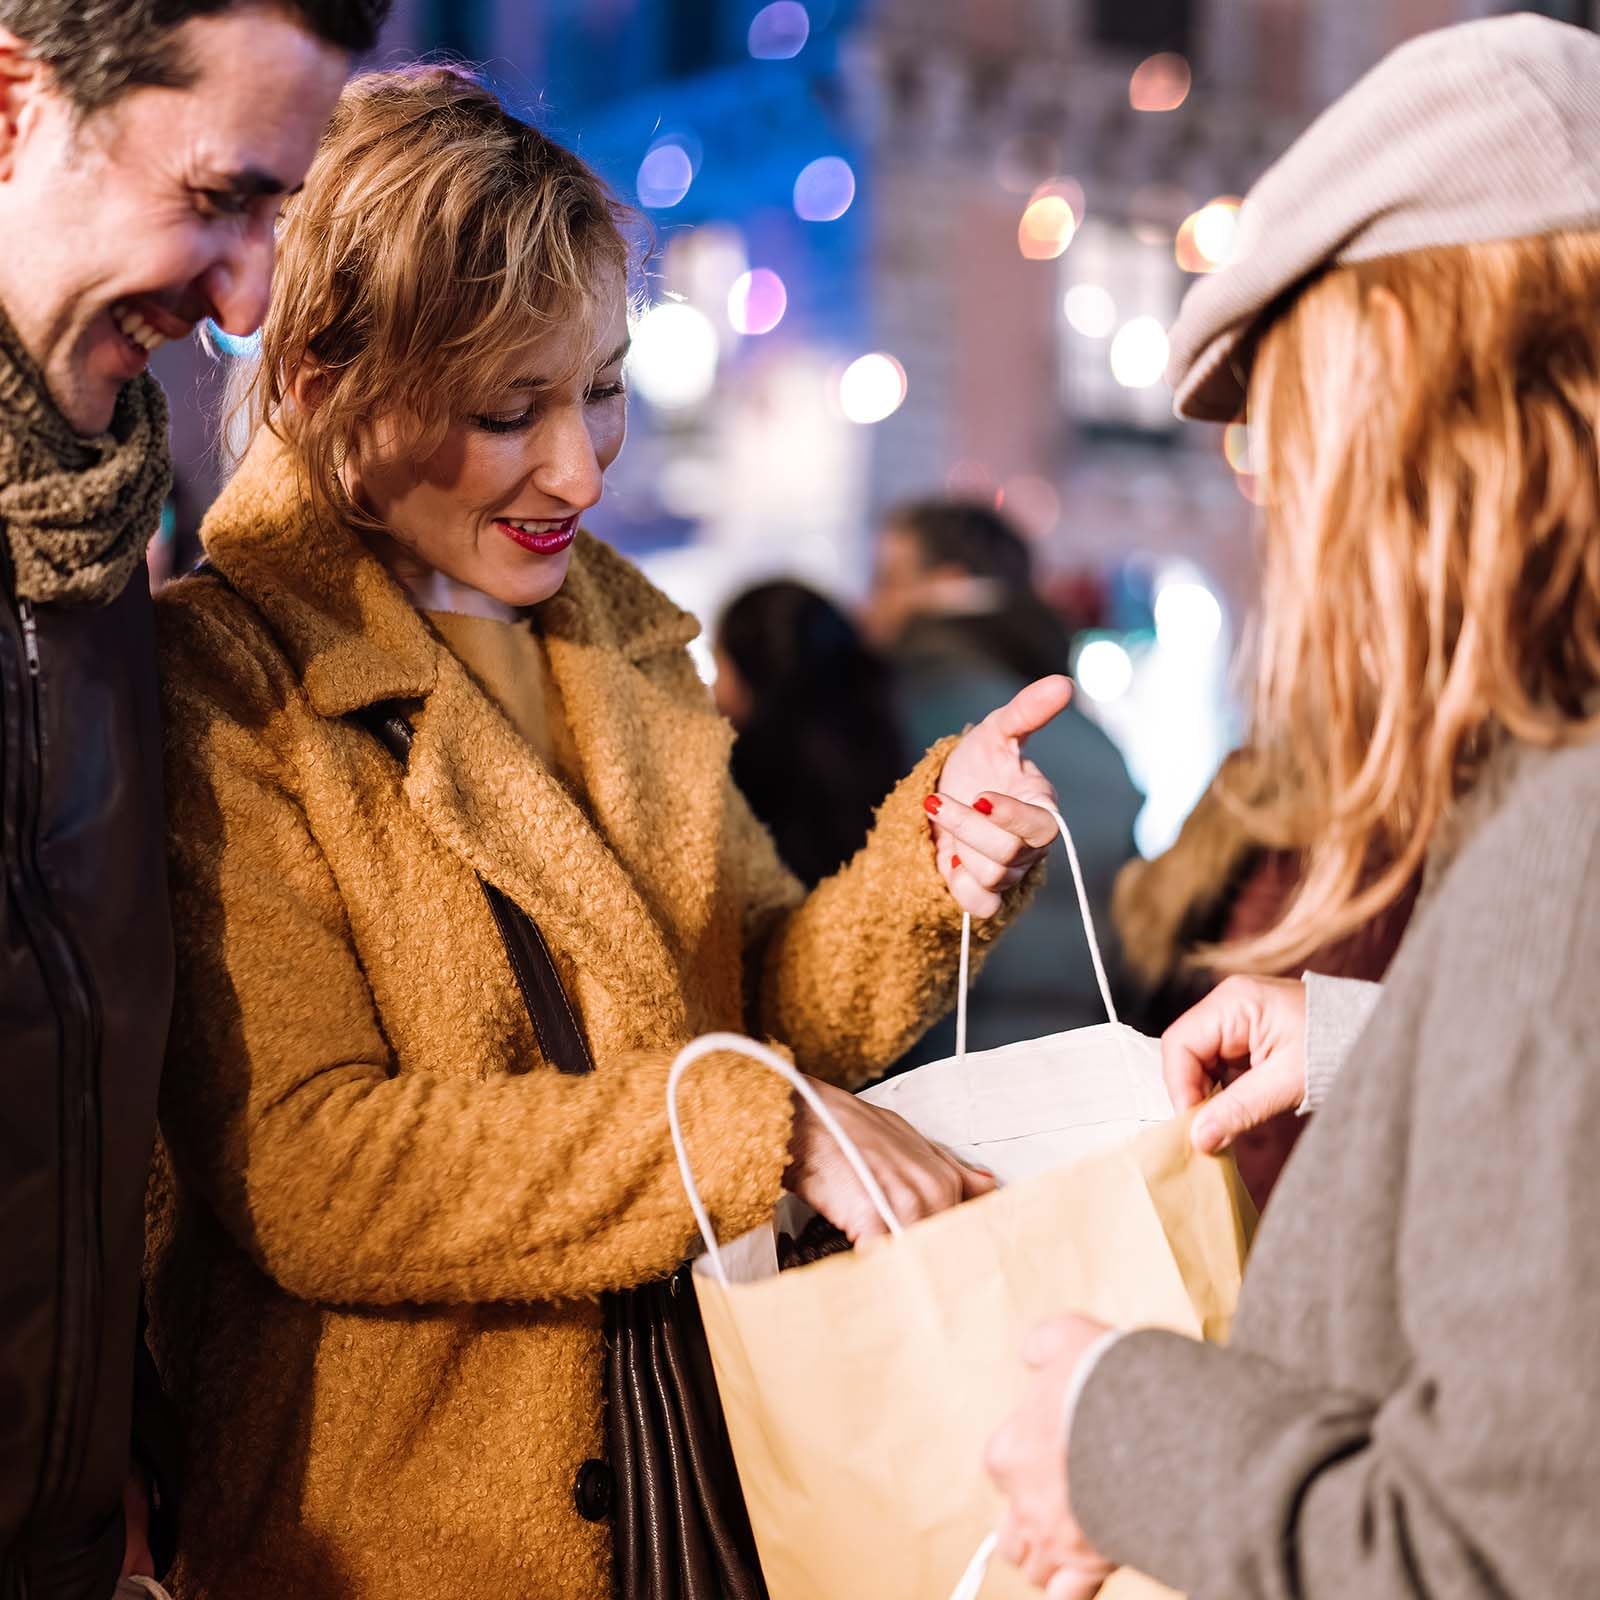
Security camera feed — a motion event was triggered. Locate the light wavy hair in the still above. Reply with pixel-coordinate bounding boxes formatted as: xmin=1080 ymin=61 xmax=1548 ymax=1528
xmin=1214 ymin=231 xmax=1600 ymax=973
xmin=226 ymin=64 xmax=634 ymax=527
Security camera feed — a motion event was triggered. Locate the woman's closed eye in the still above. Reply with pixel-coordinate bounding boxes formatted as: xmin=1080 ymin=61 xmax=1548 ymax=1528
xmin=471 ymin=407 xmax=537 ymax=434
xmin=191 ymin=187 xmax=254 ymax=220
xmin=471 ymin=382 xmax=625 ymax=434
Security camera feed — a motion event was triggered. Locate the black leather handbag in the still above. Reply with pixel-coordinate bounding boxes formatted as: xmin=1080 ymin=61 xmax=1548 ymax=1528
xmin=354 ymin=702 xmax=768 ymax=1600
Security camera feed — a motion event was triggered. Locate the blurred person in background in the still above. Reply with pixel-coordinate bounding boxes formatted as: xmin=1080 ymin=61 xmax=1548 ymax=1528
xmin=0 ymin=3 xmax=373 ymax=1596
xmin=713 ymin=579 xmax=907 ymax=887
xmin=148 ymin=67 xmax=1073 ymax=1600
xmin=987 ymin=17 xmax=1600 ymax=1598
xmin=864 ymin=498 xmax=1143 ymax=1065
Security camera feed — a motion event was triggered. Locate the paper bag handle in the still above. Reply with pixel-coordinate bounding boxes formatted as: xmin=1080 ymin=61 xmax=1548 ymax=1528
xmin=956 ymin=799 xmax=1119 ymax=1060
xmin=667 ymin=1032 xmax=905 ymax=1289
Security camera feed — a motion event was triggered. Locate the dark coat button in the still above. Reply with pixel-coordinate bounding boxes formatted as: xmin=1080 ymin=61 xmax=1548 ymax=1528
xmin=574 ymin=1458 xmax=614 ymax=1522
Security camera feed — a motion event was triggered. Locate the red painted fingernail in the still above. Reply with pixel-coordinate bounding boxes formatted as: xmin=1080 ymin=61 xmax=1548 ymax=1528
xmin=974 ymin=797 xmax=994 ymax=815
xmin=923 ymin=795 xmax=942 ymax=815
xmin=951 ymin=855 xmax=962 ymax=869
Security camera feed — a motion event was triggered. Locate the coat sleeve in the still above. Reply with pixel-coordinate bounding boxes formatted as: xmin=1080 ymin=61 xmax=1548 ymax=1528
xmin=731 ymin=735 xmax=1039 ymax=1087
xmin=1068 ymin=1003 xmax=1600 ymax=1600
xmin=156 ymin=599 xmax=793 ymax=1309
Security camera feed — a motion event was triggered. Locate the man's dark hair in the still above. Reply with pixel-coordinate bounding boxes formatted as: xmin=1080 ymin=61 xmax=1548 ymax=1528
xmin=0 ymin=0 xmax=391 ymax=115
xmin=888 ymin=498 xmax=1036 ymax=590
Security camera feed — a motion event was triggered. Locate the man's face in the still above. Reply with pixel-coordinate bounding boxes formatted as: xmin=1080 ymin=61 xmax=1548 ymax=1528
xmin=0 ymin=10 xmax=350 ymax=433
xmin=862 ymin=524 xmax=934 ymax=649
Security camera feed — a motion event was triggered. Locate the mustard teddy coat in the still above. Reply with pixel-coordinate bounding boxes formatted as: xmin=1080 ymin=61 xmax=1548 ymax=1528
xmin=145 ymin=434 xmax=1026 ymax=1600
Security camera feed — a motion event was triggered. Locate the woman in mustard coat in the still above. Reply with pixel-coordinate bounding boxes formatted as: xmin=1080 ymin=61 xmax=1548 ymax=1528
xmin=148 ymin=67 xmax=1070 ymax=1599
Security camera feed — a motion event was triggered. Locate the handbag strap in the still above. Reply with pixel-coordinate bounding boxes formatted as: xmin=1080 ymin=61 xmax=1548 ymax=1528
xmin=350 ymin=700 xmax=596 ymax=1079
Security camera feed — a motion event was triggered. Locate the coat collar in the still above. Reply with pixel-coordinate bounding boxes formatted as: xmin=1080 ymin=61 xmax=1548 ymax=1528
xmin=199 ymin=427 xmax=701 ymax=717
xmin=198 ymin=429 xmax=724 ymax=1029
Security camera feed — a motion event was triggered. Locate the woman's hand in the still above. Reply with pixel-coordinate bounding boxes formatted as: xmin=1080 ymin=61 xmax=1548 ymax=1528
xmin=1163 ymin=975 xmax=1308 ymax=1154
xmin=784 ymin=1077 xmax=996 ymax=1240
xmin=985 ymin=1314 xmax=1118 ymax=1597
xmin=929 ymin=676 xmax=1073 ymax=918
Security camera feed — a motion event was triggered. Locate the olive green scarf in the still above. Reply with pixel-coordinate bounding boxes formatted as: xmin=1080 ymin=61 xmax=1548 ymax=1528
xmin=0 ymin=301 xmax=172 ymax=607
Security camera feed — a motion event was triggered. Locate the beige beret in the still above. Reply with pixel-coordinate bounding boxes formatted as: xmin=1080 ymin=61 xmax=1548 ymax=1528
xmin=1167 ymin=13 xmax=1600 ymax=422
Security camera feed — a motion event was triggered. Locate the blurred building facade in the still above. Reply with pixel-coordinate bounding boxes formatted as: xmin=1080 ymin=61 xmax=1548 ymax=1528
xmin=156 ymin=0 xmax=1588 ymax=847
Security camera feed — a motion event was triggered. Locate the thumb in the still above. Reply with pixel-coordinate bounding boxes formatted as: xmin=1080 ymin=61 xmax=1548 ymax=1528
xmin=990 ymin=675 xmax=1073 ymax=747
xmin=1189 ymin=1067 xmax=1295 ymax=1154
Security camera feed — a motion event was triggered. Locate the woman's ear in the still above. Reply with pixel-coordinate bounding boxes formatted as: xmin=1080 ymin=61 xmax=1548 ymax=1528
xmin=289 ymin=363 xmax=328 ymax=413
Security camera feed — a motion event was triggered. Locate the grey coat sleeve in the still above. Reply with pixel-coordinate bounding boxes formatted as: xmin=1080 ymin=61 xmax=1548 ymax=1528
xmin=1298 ymin=974 xmax=1382 ymax=1113
xmin=1066 ymin=1009 xmax=1600 ymax=1600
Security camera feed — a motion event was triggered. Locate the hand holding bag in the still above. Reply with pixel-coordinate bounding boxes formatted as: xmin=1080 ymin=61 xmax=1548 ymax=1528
xmin=663 ymin=804 xmax=1254 ymax=1600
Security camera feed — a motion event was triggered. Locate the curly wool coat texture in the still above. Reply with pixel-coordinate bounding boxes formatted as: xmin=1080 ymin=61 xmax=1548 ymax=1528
xmin=146 ymin=433 xmax=1025 ymax=1600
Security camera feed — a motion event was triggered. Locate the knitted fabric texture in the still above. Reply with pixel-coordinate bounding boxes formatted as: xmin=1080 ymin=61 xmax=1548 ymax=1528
xmin=0 ymin=300 xmax=171 ymax=605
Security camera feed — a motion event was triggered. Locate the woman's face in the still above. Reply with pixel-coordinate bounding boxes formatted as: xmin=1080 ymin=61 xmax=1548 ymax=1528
xmin=349 ymin=288 xmax=630 ymax=609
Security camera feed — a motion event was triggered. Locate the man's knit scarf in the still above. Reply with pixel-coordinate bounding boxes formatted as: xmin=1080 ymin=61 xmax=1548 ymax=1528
xmin=0 ymin=302 xmax=172 ymax=607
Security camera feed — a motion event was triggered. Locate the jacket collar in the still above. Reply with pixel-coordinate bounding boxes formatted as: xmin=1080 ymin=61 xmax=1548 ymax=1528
xmin=198 ymin=430 xmax=722 ymax=1022
xmin=198 ymin=427 xmax=700 ymax=717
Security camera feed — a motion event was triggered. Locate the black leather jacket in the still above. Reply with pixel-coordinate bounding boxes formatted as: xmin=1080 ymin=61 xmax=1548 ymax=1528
xmin=1 ymin=545 xmax=175 ymax=1600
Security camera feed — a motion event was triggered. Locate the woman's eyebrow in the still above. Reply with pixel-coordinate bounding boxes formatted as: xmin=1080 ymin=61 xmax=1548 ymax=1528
xmin=505 ymin=341 xmax=634 ymax=390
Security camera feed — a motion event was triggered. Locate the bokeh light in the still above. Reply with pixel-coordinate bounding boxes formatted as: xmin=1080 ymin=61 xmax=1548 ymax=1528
xmin=1109 ymin=316 xmax=1170 ymax=389
xmin=748 ymin=1 xmax=809 ymax=60
xmin=629 ymin=301 xmax=719 ymax=410
xmin=998 ymin=474 xmax=1061 ymax=539
xmin=1075 ymin=638 xmax=1135 ymax=703
xmin=1194 ymin=199 xmax=1242 ymax=264
xmin=1063 ymin=283 xmax=1117 ymax=339
xmin=838 ymin=352 xmax=907 ymax=424
xmin=793 ymin=156 xmax=856 ymax=222
xmin=635 ymin=142 xmax=694 ymax=209
xmin=1154 ymin=579 xmax=1223 ymax=652
xmin=1018 ymin=194 xmax=1077 ymax=261
xmin=1129 ymin=52 xmax=1192 ymax=112
xmin=727 ymin=268 xmax=788 ymax=335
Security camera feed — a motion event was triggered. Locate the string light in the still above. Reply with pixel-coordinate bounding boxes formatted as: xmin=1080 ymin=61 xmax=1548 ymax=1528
xmin=1109 ymin=317 xmax=1170 ymax=389
xmin=1063 ymin=284 xmax=1117 ymax=339
xmin=629 ymin=301 xmax=718 ymax=410
xmin=1076 ymin=638 xmax=1135 ymax=702
xmin=1018 ymin=195 xmax=1076 ymax=260
xmin=748 ymin=1 xmax=809 ymax=60
xmin=636 ymin=143 xmax=693 ymax=209
xmin=793 ymin=156 xmax=856 ymax=222
xmin=1130 ymin=53 xmax=1191 ymax=112
xmin=727 ymin=268 xmax=788 ymax=335
xmin=838 ymin=353 xmax=907 ymax=423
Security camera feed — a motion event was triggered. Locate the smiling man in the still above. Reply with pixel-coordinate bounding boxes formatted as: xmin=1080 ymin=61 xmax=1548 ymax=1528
xmin=0 ymin=4 xmax=386 ymax=1597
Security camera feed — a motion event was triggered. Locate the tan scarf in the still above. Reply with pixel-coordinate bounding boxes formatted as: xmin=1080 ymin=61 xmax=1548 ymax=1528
xmin=0 ymin=301 xmax=172 ymax=607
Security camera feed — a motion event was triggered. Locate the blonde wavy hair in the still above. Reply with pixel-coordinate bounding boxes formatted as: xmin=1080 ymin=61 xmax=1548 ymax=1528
xmin=228 ymin=64 xmax=634 ymax=527
xmin=1216 ymin=231 xmax=1600 ymax=973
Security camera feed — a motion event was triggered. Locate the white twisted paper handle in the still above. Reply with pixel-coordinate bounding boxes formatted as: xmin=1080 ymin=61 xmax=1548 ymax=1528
xmin=956 ymin=799 xmax=1119 ymax=1059
xmin=667 ymin=1032 xmax=905 ymax=1290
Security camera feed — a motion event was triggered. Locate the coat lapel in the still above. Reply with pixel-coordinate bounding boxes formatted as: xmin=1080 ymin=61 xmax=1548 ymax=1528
xmin=398 ymin=646 xmax=688 ymax=1037
xmin=200 ymin=433 xmax=729 ymax=1040
xmin=537 ymin=539 xmax=732 ymax=968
